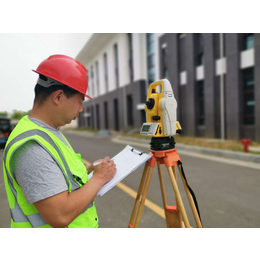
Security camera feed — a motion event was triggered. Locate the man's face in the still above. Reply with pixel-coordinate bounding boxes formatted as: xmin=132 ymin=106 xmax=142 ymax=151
xmin=60 ymin=92 xmax=85 ymax=125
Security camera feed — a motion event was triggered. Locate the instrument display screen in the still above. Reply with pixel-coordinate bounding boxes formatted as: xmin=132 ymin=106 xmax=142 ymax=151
xmin=140 ymin=123 xmax=158 ymax=136
xmin=141 ymin=125 xmax=150 ymax=132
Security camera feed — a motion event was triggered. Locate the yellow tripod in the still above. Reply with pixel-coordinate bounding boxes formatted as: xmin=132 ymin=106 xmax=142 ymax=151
xmin=128 ymin=144 xmax=202 ymax=228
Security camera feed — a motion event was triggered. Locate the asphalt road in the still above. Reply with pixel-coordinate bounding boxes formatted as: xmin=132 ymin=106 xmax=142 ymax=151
xmin=1 ymin=132 xmax=260 ymax=228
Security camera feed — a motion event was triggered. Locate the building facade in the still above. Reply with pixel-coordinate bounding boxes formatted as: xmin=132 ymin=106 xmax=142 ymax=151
xmin=76 ymin=33 xmax=259 ymax=141
xmin=76 ymin=33 xmax=163 ymax=132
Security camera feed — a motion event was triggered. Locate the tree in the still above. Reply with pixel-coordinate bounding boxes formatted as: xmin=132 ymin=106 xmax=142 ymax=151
xmin=11 ymin=109 xmax=31 ymax=120
xmin=0 ymin=111 xmax=8 ymax=117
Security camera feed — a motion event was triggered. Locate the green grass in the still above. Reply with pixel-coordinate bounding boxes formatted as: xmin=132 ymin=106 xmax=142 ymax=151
xmin=120 ymin=133 xmax=260 ymax=154
xmin=74 ymin=127 xmax=99 ymax=133
xmin=73 ymin=128 xmax=260 ymax=155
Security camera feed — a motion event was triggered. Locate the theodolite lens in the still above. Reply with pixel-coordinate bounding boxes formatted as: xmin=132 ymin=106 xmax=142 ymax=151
xmin=146 ymin=98 xmax=155 ymax=109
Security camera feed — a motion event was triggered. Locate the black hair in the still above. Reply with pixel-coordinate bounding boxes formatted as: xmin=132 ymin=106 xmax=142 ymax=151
xmin=34 ymin=74 xmax=79 ymax=105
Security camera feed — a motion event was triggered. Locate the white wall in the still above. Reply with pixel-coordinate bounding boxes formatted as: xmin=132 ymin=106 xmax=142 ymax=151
xmin=82 ymin=33 xmax=165 ymax=100
xmin=118 ymin=34 xmax=129 ymax=87
xmin=84 ymin=34 xmax=131 ymax=99
xmin=60 ymin=118 xmax=78 ymax=130
xmin=133 ymin=33 xmax=147 ymax=81
xmin=240 ymin=49 xmax=254 ymax=69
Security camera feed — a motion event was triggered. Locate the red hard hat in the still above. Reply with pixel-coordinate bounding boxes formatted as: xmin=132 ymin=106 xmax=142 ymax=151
xmin=32 ymin=54 xmax=92 ymax=99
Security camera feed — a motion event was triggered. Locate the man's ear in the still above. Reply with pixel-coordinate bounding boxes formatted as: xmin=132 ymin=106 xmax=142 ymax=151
xmin=52 ymin=90 xmax=64 ymax=105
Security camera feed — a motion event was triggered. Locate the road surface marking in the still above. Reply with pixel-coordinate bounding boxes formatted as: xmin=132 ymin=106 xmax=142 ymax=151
xmin=83 ymin=159 xmax=166 ymax=219
xmin=115 ymin=182 xmax=165 ymax=219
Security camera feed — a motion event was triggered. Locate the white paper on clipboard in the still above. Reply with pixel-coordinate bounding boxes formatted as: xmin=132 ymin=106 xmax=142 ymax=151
xmin=89 ymin=145 xmax=151 ymax=196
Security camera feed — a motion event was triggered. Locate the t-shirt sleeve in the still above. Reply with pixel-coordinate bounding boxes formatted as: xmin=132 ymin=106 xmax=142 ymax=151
xmin=11 ymin=140 xmax=68 ymax=204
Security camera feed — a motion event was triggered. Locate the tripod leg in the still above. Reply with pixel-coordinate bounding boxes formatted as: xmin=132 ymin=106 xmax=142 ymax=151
xmin=157 ymin=162 xmax=167 ymax=209
xmin=167 ymin=166 xmax=191 ymax=228
xmin=129 ymin=163 xmax=149 ymax=227
xmin=134 ymin=165 xmax=154 ymax=228
xmin=158 ymin=162 xmax=182 ymax=228
xmin=172 ymin=166 xmax=183 ymax=227
xmin=177 ymin=164 xmax=202 ymax=228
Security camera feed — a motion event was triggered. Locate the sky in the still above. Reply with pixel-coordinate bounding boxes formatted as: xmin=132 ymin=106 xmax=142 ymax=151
xmin=0 ymin=2 xmax=253 ymax=116
xmin=0 ymin=33 xmax=92 ymax=114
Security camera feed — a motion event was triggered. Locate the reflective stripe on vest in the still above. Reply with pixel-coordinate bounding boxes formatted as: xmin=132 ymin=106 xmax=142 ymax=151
xmin=4 ymin=128 xmax=94 ymax=227
xmin=4 ymin=162 xmax=47 ymax=227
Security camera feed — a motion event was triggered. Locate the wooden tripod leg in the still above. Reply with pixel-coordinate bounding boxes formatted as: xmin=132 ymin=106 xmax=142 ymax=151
xmin=134 ymin=165 xmax=154 ymax=228
xmin=129 ymin=163 xmax=149 ymax=227
xmin=177 ymin=165 xmax=202 ymax=228
xmin=167 ymin=166 xmax=191 ymax=228
xmin=172 ymin=166 xmax=184 ymax=227
xmin=157 ymin=162 xmax=167 ymax=209
xmin=158 ymin=163 xmax=182 ymax=228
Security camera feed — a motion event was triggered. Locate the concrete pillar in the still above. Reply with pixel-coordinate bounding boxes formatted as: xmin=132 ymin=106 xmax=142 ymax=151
xmin=204 ymin=33 xmax=216 ymax=138
xmin=254 ymin=34 xmax=260 ymax=141
xmin=185 ymin=33 xmax=196 ymax=136
xmin=225 ymin=34 xmax=240 ymax=140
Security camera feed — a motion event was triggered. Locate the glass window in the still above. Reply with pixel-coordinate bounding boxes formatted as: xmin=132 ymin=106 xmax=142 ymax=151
xmin=91 ymin=66 xmax=95 ymax=97
xmin=147 ymin=33 xmax=155 ymax=85
xmin=114 ymin=44 xmax=119 ymax=88
xmin=242 ymin=68 xmax=255 ymax=125
xmin=243 ymin=34 xmax=254 ymax=50
xmin=198 ymin=34 xmax=203 ymax=52
xmin=162 ymin=47 xmax=167 ymax=61
xmin=148 ymin=67 xmax=155 ymax=86
xmin=163 ymin=68 xmax=168 ymax=78
xmin=148 ymin=55 xmax=154 ymax=67
xmin=87 ymin=107 xmax=90 ymax=127
xmin=96 ymin=104 xmax=100 ymax=129
xmin=95 ymin=61 xmax=100 ymax=96
xmin=197 ymin=81 xmax=205 ymax=125
xmin=103 ymin=53 xmax=109 ymax=92
xmin=178 ymin=33 xmax=186 ymax=71
xmin=147 ymin=42 xmax=154 ymax=55
xmin=147 ymin=33 xmax=154 ymax=42
xmin=86 ymin=70 xmax=90 ymax=97
xmin=104 ymin=102 xmax=109 ymax=129
xmin=128 ymin=33 xmax=134 ymax=82
xmin=198 ymin=53 xmax=204 ymax=66
xmin=196 ymin=34 xmax=204 ymax=66
xmin=162 ymin=46 xmax=168 ymax=78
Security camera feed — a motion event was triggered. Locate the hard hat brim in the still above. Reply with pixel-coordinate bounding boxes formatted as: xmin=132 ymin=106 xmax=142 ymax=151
xmin=85 ymin=93 xmax=92 ymax=99
xmin=32 ymin=69 xmax=92 ymax=100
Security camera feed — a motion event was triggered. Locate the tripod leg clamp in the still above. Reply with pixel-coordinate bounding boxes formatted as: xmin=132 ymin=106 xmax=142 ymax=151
xmin=146 ymin=156 xmax=157 ymax=168
xmin=166 ymin=205 xmax=178 ymax=213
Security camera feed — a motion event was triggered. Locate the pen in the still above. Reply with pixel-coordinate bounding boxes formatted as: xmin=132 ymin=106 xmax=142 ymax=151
xmin=93 ymin=158 xmax=115 ymax=166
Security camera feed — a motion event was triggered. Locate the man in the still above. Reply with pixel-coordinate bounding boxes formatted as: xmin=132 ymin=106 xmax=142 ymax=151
xmin=3 ymin=54 xmax=116 ymax=228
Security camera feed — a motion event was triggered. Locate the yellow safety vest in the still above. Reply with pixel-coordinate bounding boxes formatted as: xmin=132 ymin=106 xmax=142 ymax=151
xmin=3 ymin=116 xmax=98 ymax=228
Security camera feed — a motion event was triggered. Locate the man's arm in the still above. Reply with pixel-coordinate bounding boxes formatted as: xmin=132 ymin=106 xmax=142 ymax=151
xmin=33 ymin=157 xmax=116 ymax=228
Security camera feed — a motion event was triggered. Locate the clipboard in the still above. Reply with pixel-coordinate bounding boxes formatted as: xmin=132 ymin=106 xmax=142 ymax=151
xmin=89 ymin=145 xmax=151 ymax=196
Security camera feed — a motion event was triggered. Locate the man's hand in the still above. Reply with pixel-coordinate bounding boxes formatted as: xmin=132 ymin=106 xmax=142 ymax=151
xmin=92 ymin=157 xmax=117 ymax=185
xmin=86 ymin=159 xmax=103 ymax=174
xmin=86 ymin=164 xmax=94 ymax=174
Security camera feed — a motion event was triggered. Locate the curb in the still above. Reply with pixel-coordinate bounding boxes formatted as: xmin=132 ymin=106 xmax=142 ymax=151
xmin=115 ymin=136 xmax=260 ymax=164
xmin=63 ymin=130 xmax=260 ymax=164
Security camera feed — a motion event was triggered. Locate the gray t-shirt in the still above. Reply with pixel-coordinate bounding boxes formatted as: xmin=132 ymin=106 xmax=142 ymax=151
xmin=11 ymin=116 xmax=70 ymax=204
